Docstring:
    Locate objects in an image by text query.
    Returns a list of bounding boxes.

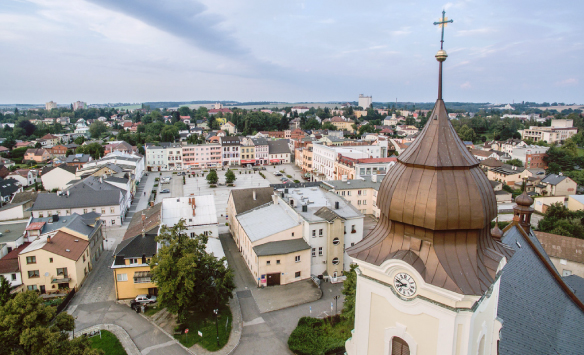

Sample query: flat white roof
[161,195,218,227]
[236,203,300,242]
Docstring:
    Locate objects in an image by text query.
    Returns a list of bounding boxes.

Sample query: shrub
[225,222,229,226]
[288,316,347,355]
[293,180,300,183]
[155,178,160,181]
[172,172,177,174]
[259,172,266,179]
[210,184,217,188]
[286,174,293,179]
[153,184,159,187]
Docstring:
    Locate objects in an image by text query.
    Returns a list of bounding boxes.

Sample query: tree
[341,264,357,325]
[0,277,11,304]
[0,291,103,355]
[89,121,108,138]
[322,122,336,131]
[65,149,75,157]
[74,136,85,145]
[206,169,218,185]
[178,106,191,117]
[17,120,36,136]
[562,139,578,157]
[34,142,42,148]
[537,202,584,239]
[457,124,477,142]
[506,159,524,168]
[150,221,234,321]
[76,142,104,160]
[225,169,236,184]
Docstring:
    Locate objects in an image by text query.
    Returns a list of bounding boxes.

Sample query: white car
[134,294,157,304]
[273,172,282,176]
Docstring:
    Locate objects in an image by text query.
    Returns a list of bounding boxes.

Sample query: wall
[32,204,122,226]
[256,249,311,286]
[1,270,22,287]
[0,205,24,221]
[19,248,90,292]
[533,196,565,213]
[113,265,156,300]
[41,169,76,191]
[567,196,584,211]
[550,257,584,278]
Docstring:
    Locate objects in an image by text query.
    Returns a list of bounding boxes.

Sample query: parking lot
[150,165,307,235]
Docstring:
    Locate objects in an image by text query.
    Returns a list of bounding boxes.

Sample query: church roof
[498,224,584,354]
[348,98,507,296]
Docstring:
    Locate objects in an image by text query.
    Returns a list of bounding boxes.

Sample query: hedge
[287,316,347,355]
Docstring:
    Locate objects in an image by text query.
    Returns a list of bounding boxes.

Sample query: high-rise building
[72,101,87,111]
[45,101,57,110]
[358,94,372,109]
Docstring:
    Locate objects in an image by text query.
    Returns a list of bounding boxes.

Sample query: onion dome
[515,190,534,207]
[491,221,503,240]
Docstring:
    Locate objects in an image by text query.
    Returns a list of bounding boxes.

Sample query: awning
[240,160,256,164]
[51,278,71,284]
[134,271,152,278]
[270,159,280,163]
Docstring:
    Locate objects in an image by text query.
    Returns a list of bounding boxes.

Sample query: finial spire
[434,10,453,100]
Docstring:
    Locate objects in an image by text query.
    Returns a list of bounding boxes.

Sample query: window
[128,258,139,264]
[391,337,410,355]
[101,208,106,214]
[84,267,88,276]
[319,229,323,236]
[351,242,355,247]
[56,268,68,277]
[276,260,281,265]
[363,190,367,196]
[344,226,346,234]
[26,256,36,264]
[312,248,316,257]
[312,230,316,237]
[319,247,323,256]
[267,260,271,265]
[117,273,128,282]
[112,219,116,225]
[28,270,40,278]
[190,232,196,238]
[333,238,340,245]
[39,212,43,218]
[363,200,367,205]
[110,208,115,213]
[27,285,38,291]
[332,258,339,265]
[351,225,356,233]
[358,200,362,205]
[11,274,16,281]
[563,270,573,276]
[292,232,294,237]
[84,209,88,214]
[358,190,362,195]
[295,255,301,262]
[295,271,301,278]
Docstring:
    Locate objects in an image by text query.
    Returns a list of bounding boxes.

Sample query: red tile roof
[42,231,89,261]
[26,222,46,231]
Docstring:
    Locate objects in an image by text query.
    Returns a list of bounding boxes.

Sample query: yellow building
[19,231,91,293]
[112,203,161,300]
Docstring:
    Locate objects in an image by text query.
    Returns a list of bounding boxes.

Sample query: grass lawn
[174,305,232,351]
[144,305,162,317]
[288,315,352,355]
[89,330,127,355]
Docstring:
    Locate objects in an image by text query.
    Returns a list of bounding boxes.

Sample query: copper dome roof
[348,98,513,296]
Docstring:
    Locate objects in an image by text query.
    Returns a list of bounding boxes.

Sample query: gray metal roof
[267,139,290,154]
[0,222,27,243]
[541,173,568,185]
[229,187,274,214]
[30,190,121,210]
[498,226,584,354]
[113,234,157,263]
[323,176,382,191]
[0,178,21,197]
[251,138,268,146]
[314,207,344,222]
[236,203,300,242]
[30,212,101,236]
[564,275,584,303]
[253,238,310,257]
[66,154,91,163]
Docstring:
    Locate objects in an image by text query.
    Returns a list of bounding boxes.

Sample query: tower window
[391,337,410,355]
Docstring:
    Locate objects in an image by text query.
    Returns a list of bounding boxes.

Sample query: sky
[1,0,583,105]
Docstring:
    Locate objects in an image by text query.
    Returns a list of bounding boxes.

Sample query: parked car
[134,294,157,304]
[280,177,288,181]
[160,189,170,193]
[273,172,282,176]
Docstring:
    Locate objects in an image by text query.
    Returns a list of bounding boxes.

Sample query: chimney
[47,236,51,243]
[342,175,348,182]
[253,190,257,201]
[141,211,145,223]
[302,204,307,212]
[371,173,377,183]
[150,201,154,207]
[335,201,339,209]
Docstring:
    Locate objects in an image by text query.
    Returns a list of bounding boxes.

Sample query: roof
[498,225,584,354]
[314,207,344,222]
[253,238,311,257]
[161,196,217,228]
[229,187,274,214]
[535,231,584,264]
[105,177,129,185]
[21,231,88,261]
[267,139,291,155]
[251,138,268,146]
[490,164,525,176]
[26,222,46,231]
[0,222,27,243]
[0,242,30,274]
[236,203,300,242]
[41,163,77,175]
[541,173,569,185]
[66,154,91,163]
[25,148,48,156]
[30,213,100,236]
[489,180,501,188]
[0,178,21,197]
[479,157,503,168]
[30,190,121,210]
[113,234,158,263]
[564,275,584,303]
[323,176,382,191]
[471,149,494,157]
[569,194,584,205]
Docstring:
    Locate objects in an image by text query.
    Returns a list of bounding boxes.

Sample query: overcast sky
[1,0,582,105]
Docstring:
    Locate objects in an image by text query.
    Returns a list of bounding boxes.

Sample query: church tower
[345,12,513,355]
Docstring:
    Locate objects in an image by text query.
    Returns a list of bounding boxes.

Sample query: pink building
[182,144,222,168]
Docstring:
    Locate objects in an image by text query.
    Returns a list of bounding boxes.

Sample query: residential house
[221,136,241,166]
[0,178,23,204]
[535,231,584,278]
[24,149,51,163]
[568,195,584,212]
[0,222,28,255]
[221,121,237,135]
[267,140,291,164]
[487,164,531,186]
[0,165,9,179]
[471,149,501,161]
[7,169,36,187]
[66,154,92,168]
[18,231,92,293]
[41,164,78,191]
[0,243,30,290]
[0,191,46,221]
[161,196,221,243]
[226,187,274,237]
[322,116,355,132]
[240,138,256,166]
[78,152,144,181]
[181,144,222,169]
[104,141,137,155]
[323,176,383,217]
[251,138,269,165]
[48,145,68,157]
[519,119,578,144]
[537,174,578,197]
[38,134,59,148]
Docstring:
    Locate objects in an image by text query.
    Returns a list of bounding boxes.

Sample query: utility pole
[333,295,340,314]
[214,308,219,347]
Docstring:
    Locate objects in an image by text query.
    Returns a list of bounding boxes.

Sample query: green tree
[206,169,218,185]
[341,264,357,325]
[76,142,104,160]
[537,202,584,239]
[562,139,578,157]
[457,124,477,142]
[74,136,85,145]
[150,221,234,321]
[178,106,191,117]
[0,277,11,304]
[225,169,236,184]
[89,121,108,138]
[506,159,524,168]
[322,122,336,131]
[0,291,103,355]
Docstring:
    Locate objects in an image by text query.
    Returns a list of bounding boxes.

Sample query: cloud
[460,81,472,89]
[555,78,579,86]
[456,28,494,37]
[85,0,250,58]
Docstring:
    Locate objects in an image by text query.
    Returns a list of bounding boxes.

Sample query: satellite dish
[44,272,50,277]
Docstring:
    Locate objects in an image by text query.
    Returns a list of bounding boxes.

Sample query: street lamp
[333,295,340,314]
[213,308,219,347]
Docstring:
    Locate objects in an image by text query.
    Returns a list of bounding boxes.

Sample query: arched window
[332,257,339,265]
[391,337,410,355]
[478,335,485,355]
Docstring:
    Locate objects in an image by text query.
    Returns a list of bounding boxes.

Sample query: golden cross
[433,10,453,50]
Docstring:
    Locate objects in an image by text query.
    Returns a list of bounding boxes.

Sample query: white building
[161,196,224,258]
[72,101,87,111]
[519,119,578,144]
[358,94,372,109]
[45,101,57,111]
[312,143,382,181]
[511,145,550,164]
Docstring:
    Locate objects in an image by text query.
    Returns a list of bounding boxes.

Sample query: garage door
[266,273,281,286]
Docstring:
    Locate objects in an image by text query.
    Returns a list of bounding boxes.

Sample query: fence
[56,288,75,314]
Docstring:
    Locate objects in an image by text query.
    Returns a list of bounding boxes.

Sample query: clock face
[394,272,417,297]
